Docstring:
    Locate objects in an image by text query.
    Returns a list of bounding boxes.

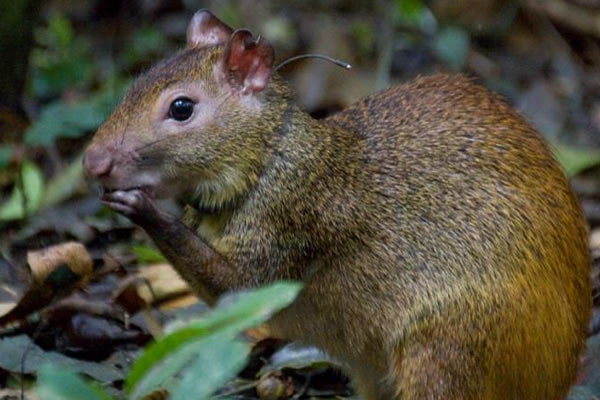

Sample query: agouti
[83,10,591,400]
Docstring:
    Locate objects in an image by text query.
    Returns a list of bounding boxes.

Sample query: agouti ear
[186,9,233,48]
[222,29,274,94]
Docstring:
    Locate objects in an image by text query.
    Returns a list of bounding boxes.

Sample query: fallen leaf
[114,263,191,312]
[0,334,123,382]
[0,161,44,221]
[553,144,600,177]
[27,242,93,285]
[259,342,337,376]
[0,259,30,319]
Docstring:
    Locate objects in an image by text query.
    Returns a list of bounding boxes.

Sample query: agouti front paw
[101,189,169,228]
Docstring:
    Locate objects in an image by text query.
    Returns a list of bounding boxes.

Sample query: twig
[213,380,258,397]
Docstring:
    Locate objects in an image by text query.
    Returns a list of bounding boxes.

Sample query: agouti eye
[168,97,195,121]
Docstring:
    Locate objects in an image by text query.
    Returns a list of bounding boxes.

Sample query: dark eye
[168,97,195,121]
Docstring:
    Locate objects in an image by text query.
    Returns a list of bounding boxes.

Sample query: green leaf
[0,335,122,382]
[24,102,104,146]
[31,56,93,98]
[395,0,426,24]
[0,146,13,168]
[131,336,250,399]
[0,160,45,221]
[433,26,469,70]
[47,14,74,50]
[30,13,94,97]
[171,337,249,400]
[351,22,376,58]
[122,27,167,67]
[36,364,112,400]
[130,244,166,264]
[130,338,215,398]
[24,81,128,147]
[126,282,302,396]
[553,144,600,177]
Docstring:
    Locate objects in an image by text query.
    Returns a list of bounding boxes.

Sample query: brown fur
[88,41,590,399]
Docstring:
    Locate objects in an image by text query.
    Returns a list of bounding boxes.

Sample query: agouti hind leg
[383,315,576,400]
[384,344,486,400]
[381,325,494,400]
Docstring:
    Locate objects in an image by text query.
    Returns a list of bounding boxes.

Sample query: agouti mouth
[100,186,152,196]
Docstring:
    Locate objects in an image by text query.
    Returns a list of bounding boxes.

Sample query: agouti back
[83,10,591,399]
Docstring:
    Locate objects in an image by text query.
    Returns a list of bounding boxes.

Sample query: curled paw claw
[102,189,161,226]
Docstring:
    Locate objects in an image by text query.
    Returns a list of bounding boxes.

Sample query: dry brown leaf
[114,263,192,311]
[0,242,95,326]
[0,388,39,400]
[27,241,92,285]
[0,260,30,319]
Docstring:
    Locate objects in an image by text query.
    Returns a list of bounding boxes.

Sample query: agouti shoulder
[84,10,591,400]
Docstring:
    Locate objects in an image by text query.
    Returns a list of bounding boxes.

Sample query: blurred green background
[2,0,600,222]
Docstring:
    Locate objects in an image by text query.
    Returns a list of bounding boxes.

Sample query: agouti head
[83,10,292,208]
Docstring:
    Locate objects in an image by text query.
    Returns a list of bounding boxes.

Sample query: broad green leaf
[24,81,128,147]
[0,160,45,221]
[130,244,166,264]
[130,338,213,398]
[131,335,250,399]
[553,144,600,177]
[24,102,104,146]
[433,26,469,70]
[31,52,93,97]
[36,364,112,400]
[171,337,249,400]
[127,324,224,394]
[126,282,302,393]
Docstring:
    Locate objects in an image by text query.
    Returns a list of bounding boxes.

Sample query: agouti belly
[83,10,591,400]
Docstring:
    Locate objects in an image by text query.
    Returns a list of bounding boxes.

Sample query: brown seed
[256,373,287,399]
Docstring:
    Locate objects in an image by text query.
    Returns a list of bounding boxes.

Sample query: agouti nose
[83,147,113,179]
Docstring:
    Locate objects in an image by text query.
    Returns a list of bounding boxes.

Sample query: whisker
[134,126,197,155]
[213,91,230,101]
[134,136,173,153]
[137,153,163,168]
[215,92,235,113]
